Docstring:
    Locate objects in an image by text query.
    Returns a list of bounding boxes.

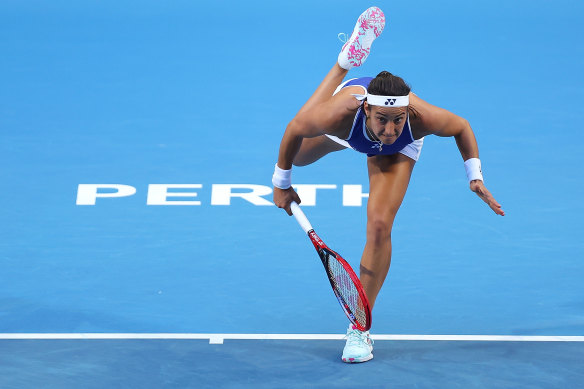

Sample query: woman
[272,7,504,363]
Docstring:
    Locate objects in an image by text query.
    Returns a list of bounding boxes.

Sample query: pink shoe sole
[338,7,386,69]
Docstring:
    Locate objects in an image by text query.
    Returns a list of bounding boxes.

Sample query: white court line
[0,334,583,345]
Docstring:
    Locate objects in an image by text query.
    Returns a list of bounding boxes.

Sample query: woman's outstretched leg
[296,64,349,117]
[298,6,385,116]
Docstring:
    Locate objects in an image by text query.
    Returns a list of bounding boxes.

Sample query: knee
[291,136,325,167]
[292,157,309,167]
[292,155,310,167]
[366,215,394,247]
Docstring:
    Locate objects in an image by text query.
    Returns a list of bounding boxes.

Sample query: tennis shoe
[342,324,374,363]
[337,7,385,70]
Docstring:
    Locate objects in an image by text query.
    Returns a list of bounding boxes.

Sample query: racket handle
[290,201,313,234]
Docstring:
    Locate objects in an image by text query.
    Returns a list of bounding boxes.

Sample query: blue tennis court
[1,0,583,387]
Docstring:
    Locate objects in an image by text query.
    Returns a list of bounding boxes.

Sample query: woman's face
[364,102,408,145]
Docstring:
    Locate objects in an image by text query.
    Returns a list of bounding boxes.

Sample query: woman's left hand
[470,180,505,216]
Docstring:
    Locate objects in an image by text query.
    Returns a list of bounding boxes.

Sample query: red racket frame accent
[308,230,372,331]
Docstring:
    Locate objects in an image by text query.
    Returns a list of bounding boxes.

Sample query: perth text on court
[76,184,370,207]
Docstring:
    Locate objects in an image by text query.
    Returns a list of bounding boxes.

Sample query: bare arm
[273,89,361,215]
[410,94,478,159]
[410,94,505,216]
[277,88,361,169]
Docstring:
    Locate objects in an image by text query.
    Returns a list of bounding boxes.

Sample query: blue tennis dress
[337,77,416,158]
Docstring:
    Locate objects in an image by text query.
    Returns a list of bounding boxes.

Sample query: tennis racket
[290,201,371,331]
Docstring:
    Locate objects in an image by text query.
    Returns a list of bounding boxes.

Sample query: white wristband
[464,158,483,182]
[272,164,292,189]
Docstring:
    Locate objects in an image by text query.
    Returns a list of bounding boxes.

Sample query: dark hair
[367,71,410,96]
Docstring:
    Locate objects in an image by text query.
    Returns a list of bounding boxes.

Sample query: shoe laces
[345,327,373,347]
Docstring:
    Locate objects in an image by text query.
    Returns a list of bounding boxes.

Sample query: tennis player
[272,7,504,363]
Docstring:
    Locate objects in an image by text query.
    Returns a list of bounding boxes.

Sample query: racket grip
[290,201,313,234]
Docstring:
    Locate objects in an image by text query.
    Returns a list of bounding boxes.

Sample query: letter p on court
[76,184,137,205]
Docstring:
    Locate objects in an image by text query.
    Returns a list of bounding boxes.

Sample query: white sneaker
[337,7,386,70]
[342,324,374,363]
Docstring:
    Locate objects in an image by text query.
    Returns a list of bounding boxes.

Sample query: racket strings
[325,252,368,328]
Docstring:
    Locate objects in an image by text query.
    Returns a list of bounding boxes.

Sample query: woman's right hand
[273,187,301,216]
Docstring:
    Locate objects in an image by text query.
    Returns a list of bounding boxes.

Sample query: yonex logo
[385,98,396,106]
